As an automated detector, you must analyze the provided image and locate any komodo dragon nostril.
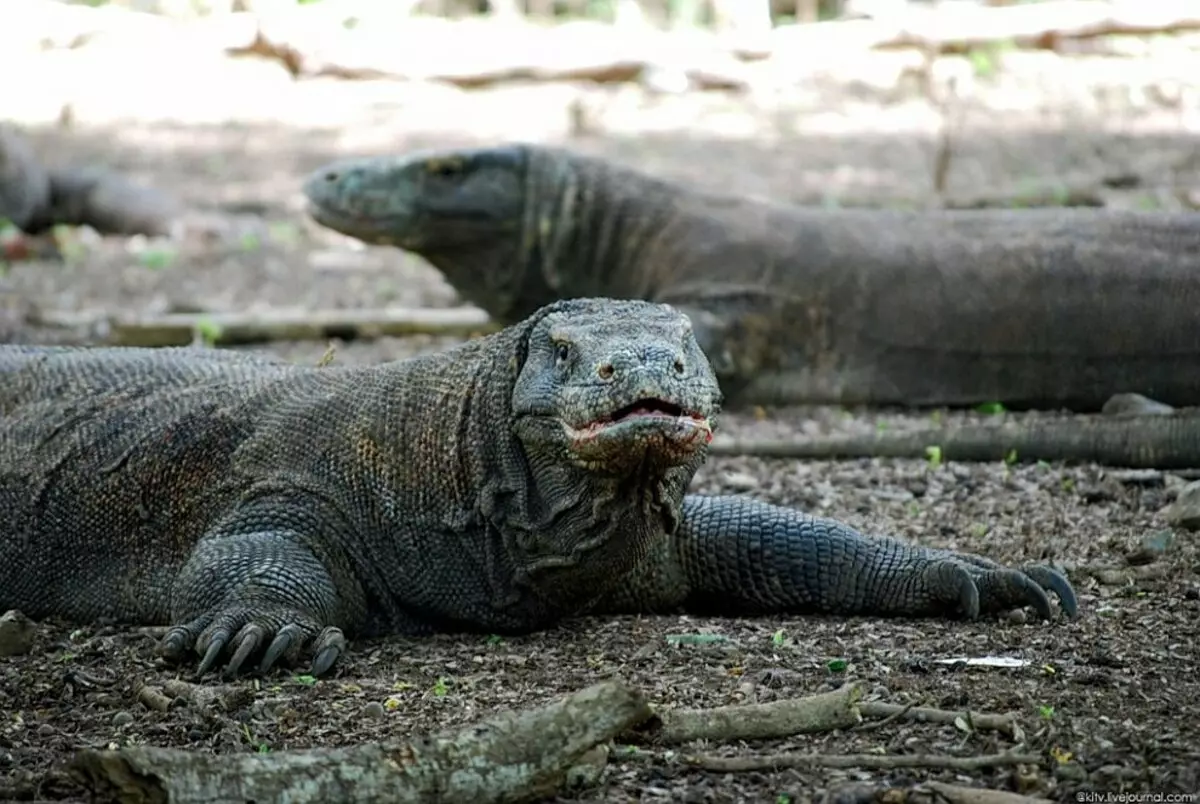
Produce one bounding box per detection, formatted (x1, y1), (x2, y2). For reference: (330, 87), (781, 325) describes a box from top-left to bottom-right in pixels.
(673, 358), (685, 375)
(323, 171), (339, 183)
(597, 363), (615, 380)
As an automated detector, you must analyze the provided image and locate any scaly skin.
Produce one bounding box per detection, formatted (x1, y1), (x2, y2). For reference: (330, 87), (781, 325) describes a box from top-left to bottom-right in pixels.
(302, 143), (1200, 412)
(0, 299), (1076, 680)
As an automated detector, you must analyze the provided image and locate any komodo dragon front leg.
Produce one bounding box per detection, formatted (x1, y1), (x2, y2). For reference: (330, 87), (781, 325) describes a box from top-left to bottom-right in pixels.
(595, 495), (1076, 620)
(158, 496), (367, 678)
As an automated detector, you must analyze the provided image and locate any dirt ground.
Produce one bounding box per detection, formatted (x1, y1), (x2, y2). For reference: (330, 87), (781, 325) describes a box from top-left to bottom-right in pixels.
(3, 36), (1200, 803)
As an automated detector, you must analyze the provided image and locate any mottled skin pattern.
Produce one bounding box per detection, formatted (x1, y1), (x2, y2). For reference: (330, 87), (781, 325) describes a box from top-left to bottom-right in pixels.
(1, 300), (1075, 678)
(303, 144), (1200, 412)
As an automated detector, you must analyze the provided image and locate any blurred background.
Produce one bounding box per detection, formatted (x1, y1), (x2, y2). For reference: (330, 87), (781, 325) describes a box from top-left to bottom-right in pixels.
(2, 0), (1198, 349)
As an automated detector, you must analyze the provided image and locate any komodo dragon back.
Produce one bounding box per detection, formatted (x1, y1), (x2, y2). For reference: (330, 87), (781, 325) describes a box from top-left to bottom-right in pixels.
(304, 143), (1200, 412)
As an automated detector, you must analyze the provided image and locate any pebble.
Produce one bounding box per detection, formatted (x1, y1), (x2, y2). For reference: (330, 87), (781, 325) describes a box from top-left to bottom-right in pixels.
(1004, 609), (1028, 625)
(1163, 480), (1200, 530)
(0, 610), (35, 657)
(362, 701), (385, 719)
(721, 471), (758, 491)
(111, 711), (134, 727)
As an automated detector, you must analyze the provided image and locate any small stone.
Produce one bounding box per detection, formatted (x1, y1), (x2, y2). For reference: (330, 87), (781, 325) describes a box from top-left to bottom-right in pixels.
(0, 610), (35, 657)
(721, 471), (758, 491)
(362, 701), (385, 719)
(36, 723), (55, 737)
(1054, 761), (1089, 782)
(1101, 393), (1175, 416)
(111, 711), (134, 728)
(1126, 530), (1174, 565)
(1004, 609), (1028, 625)
(1163, 480), (1200, 530)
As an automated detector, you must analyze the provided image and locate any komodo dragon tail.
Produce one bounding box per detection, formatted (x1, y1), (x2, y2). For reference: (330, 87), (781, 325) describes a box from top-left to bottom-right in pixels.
(709, 395), (1200, 469)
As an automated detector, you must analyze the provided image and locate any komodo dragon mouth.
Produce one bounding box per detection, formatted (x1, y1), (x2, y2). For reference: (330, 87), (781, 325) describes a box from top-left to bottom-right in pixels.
(566, 397), (713, 455)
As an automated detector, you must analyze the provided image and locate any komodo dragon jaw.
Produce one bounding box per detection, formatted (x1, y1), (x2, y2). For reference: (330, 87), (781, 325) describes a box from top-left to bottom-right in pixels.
(510, 301), (720, 475)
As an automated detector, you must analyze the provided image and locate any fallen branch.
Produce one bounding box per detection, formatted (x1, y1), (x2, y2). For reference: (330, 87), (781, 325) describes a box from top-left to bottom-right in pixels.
(70, 678), (651, 804)
(39, 307), (497, 347)
(227, 14), (751, 91)
(627, 682), (863, 744)
(921, 781), (1052, 804)
(676, 746), (1037, 773)
(859, 701), (1018, 737)
(842, 0), (1200, 55)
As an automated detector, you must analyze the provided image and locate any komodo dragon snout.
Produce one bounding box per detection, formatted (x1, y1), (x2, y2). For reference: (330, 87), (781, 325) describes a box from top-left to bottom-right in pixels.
(304, 145), (528, 250)
(511, 301), (720, 474)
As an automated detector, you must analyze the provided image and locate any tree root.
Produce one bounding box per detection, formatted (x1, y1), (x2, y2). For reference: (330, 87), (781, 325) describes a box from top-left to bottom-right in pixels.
(673, 747), (1038, 773)
(78, 675), (1044, 801)
(71, 678), (651, 804)
(626, 682), (864, 744)
(859, 701), (1019, 737)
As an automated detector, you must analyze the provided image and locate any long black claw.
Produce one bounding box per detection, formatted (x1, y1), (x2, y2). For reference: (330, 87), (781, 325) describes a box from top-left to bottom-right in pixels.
(954, 566), (981, 619)
(1012, 571), (1054, 620)
(260, 630), (295, 674)
(196, 632), (229, 677)
(310, 645), (341, 677)
(1023, 565), (1078, 618)
(225, 625), (265, 678)
(160, 627), (190, 660)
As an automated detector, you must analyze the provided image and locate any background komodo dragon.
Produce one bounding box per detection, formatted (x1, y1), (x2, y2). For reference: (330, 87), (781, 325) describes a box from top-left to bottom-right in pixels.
(0, 124), (181, 238)
(1, 299), (1075, 678)
(303, 143), (1200, 414)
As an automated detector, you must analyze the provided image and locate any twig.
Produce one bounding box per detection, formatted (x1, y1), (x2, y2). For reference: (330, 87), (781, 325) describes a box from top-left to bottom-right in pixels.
(859, 701), (1018, 737)
(626, 682), (864, 744)
(852, 702), (913, 732)
(160, 679), (254, 712)
(677, 747), (1038, 773)
(133, 681), (174, 714)
(70, 679), (652, 804)
(922, 781), (1052, 804)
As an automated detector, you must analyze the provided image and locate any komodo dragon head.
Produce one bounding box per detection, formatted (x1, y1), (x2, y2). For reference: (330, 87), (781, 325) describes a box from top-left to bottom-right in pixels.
(304, 144), (612, 324)
(510, 297), (721, 478)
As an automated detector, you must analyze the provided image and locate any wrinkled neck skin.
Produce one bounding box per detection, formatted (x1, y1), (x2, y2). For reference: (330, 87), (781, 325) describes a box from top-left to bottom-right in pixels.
(499, 439), (695, 620)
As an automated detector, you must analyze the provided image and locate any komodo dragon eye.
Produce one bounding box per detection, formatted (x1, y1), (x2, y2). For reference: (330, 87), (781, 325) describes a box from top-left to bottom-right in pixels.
(555, 343), (571, 363)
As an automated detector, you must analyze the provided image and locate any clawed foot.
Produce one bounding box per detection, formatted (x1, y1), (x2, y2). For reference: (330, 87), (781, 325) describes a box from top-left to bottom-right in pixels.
(158, 605), (347, 679)
(922, 552), (1078, 621)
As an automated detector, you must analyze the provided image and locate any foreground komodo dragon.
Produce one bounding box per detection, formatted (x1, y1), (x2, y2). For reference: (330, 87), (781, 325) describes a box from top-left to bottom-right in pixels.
(303, 143), (1200, 412)
(0, 299), (1075, 678)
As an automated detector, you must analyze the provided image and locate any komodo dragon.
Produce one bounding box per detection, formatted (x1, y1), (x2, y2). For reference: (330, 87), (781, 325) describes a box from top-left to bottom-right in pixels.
(302, 143), (1200, 413)
(0, 299), (1075, 678)
(0, 124), (181, 237)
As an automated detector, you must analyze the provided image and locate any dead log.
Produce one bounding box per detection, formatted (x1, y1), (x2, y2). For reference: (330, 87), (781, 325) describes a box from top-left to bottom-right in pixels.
(69, 678), (652, 804)
(628, 681), (864, 744)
